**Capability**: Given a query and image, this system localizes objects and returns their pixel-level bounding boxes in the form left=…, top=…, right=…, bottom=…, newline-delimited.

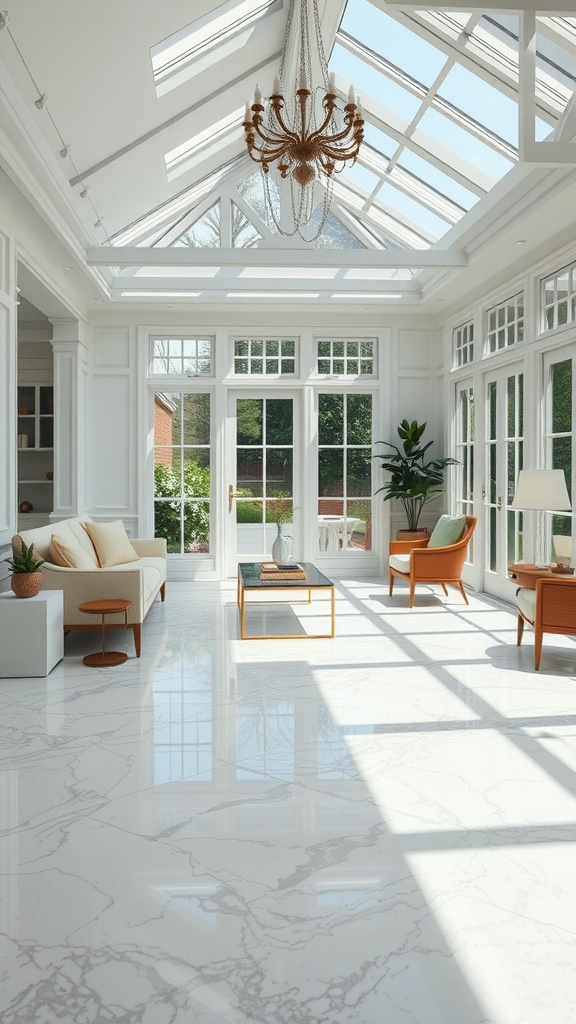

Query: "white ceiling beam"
left=111, top=277, right=422, bottom=295
left=87, top=246, right=468, bottom=268
left=519, top=10, right=537, bottom=160
left=383, top=2, right=570, bottom=11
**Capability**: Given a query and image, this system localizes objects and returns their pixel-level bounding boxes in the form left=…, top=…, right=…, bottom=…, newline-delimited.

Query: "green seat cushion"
left=428, top=514, right=466, bottom=548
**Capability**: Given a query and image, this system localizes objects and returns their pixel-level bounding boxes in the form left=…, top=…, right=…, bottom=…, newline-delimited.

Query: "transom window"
left=454, top=320, right=474, bottom=367
left=152, top=336, right=213, bottom=376
left=233, top=337, right=296, bottom=375
left=486, top=294, right=524, bottom=353
left=317, top=338, right=375, bottom=376
left=542, top=262, right=576, bottom=332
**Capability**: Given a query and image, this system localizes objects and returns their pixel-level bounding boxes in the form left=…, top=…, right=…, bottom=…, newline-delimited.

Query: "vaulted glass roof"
left=109, top=1, right=576, bottom=279
left=111, top=0, right=573, bottom=260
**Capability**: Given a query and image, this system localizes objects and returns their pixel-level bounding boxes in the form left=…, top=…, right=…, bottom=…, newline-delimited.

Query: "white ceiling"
left=1, top=0, right=576, bottom=317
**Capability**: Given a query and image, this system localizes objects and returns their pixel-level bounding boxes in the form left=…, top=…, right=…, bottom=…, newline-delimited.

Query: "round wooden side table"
left=78, top=598, right=132, bottom=666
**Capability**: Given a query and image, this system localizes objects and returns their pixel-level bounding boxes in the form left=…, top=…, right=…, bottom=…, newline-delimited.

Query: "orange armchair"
left=517, top=575, right=576, bottom=670
left=388, top=515, right=477, bottom=608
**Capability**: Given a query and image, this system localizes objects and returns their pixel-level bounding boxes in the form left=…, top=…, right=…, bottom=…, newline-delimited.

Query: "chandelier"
left=243, top=0, right=364, bottom=242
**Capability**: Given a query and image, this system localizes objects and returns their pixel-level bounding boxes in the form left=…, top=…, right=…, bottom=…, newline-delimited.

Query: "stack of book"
left=259, top=561, right=307, bottom=580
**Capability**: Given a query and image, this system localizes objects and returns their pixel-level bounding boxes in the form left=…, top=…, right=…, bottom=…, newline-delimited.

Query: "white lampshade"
left=511, top=469, right=571, bottom=511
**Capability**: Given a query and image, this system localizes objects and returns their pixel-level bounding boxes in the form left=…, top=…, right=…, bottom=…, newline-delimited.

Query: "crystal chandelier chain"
left=243, top=0, right=364, bottom=241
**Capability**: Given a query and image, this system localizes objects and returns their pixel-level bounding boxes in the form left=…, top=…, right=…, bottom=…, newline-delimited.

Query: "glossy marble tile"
left=0, top=579, right=575, bottom=1024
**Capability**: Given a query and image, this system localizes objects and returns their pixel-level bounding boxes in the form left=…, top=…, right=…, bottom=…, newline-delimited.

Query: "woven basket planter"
left=396, top=529, right=429, bottom=542
left=11, top=572, right=44, bottom=598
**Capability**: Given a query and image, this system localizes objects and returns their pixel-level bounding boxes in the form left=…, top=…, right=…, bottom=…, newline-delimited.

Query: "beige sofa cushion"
left=50, top=530, right=97, bottom=570
left=84, top=519, right=139, bottom=568
left=68, top=517, right=99, bottom=565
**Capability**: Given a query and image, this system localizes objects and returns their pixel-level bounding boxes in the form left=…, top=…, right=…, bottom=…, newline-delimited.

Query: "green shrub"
left=154, top=462, right=210, bottom=552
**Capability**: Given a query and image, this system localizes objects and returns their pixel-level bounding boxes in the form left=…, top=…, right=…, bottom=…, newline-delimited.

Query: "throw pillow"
left=83, top=519, right=139, bottom=567
left=50, top=532, right=97, bottom=570
left=428, top=514, right=466, bottom=548
left=66, top=517, right=99, bottom=565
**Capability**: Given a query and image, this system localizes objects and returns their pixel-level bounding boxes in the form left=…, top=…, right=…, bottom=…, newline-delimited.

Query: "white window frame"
left=485, top=293, right=524, bottom=354
left=150, top=335, right=215, bottom=378
left=316, top=337, right=377, bottom=378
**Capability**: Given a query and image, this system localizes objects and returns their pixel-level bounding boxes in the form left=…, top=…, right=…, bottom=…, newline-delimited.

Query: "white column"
left=0, top=229, right=17, bottom=549
left=49, top=320, right=88, bottom=521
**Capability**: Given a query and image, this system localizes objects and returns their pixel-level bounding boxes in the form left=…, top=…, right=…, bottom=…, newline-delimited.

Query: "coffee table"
left=237, top=562, right=335, bottom=640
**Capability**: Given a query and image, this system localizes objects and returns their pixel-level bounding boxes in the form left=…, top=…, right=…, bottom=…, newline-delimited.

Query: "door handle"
left=497, top=496, right=502, bottom=510
left=228, top=484, right=241, bottom=513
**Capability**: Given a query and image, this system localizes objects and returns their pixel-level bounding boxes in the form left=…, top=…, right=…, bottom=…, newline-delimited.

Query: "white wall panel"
left=93, top=328, right=131, bottom=369
left=89, top=327, right=137, bottom=519
left=397, top=330, right=432, bottom=370
left=90, top=375, right=132, bottom=511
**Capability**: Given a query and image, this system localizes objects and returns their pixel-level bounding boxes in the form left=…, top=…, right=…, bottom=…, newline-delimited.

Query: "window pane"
left=266, top=399, right=293, bottom=445
left=237, top=399, right=263, bottom=445
left=183, top=393, right=210, bottom=445
left=319, top=449, right=344, bottom=496
left=551, top=360, right=572, bottom=434
left=319, top=395, right=344, bottom=445
left=347, top=394, right=372, bottom=444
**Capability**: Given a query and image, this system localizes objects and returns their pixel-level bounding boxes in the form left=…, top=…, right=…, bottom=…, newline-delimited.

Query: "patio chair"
left=516, top=574, right=576, bottom=669
left=388, top=515, right=477, bottom=608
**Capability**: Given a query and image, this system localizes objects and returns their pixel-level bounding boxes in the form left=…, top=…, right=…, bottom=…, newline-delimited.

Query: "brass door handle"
left=497, top=496, right=502, bottom=510
left=228, top=484, right=242, bottom=513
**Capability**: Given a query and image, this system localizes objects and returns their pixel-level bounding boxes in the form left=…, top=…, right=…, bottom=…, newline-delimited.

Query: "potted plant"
left=6, top=540, right=45, bottom=598
left=375, top=419, right=458, bottom=539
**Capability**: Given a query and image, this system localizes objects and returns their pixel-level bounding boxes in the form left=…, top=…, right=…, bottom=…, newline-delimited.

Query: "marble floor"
left=1, top=578, right=576, bottom=1024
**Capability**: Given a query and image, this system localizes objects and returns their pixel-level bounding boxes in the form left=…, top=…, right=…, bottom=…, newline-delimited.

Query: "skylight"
left=165, top=109, right=244, bottom=180
left=340, top=1, right=448, bottom=87
left=151, top=0, right=281, bottom=95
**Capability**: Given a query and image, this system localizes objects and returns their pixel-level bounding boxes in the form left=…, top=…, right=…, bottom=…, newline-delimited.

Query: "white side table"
left=0, top=590, right=64, bottom=677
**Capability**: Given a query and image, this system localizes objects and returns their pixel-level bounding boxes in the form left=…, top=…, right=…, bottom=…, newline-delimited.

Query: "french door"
left=225, top=391, right=299, bottom=575
left=483, top=366, right=524, bottom=598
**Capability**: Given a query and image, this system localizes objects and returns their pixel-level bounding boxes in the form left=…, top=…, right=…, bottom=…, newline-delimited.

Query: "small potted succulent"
left=6, top=540, right=45, bottom=598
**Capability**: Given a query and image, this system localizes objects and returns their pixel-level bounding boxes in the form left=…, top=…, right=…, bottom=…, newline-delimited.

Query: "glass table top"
left=238, top=562, right=334, bottom=588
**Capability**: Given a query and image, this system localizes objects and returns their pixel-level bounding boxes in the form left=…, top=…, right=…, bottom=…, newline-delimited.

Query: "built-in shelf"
left=17, top=384, right=54, bottom=516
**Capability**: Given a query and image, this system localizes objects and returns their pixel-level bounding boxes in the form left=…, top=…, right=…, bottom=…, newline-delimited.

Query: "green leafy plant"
left=7, top=540, right=45, bottom=574
left=375, top=420, right=458, bottom=531
left=154, top=462, right=210, bottom=552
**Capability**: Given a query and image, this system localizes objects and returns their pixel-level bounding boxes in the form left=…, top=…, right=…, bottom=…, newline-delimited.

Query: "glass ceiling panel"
left=340, top=162, right=380, bottom=194
left=536, top=27, right=576, bottom=94
left=314, top=212, right=367, bottom=250
left=377, top=183, right=452, bottom=240
left=232, top=204, right=261, bottom=249
left=173, top=203, right=220, bottom=248
left=417, top=108, right=515, bottom=182
left=331, top=44, right=422, bottom=122
left=438, top=65, right=519, bottom=146
left=340, top=0, right=448, bottom=87
left=397, top=151, right=480, bottom=211
left=362, top=123, right=397, bottom=158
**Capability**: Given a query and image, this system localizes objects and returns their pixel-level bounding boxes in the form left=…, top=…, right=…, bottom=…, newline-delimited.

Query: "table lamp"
left=510, top=469, right=571, bottom=567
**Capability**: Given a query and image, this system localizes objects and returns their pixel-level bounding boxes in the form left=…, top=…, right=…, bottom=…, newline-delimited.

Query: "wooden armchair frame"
left=388, top=515, right=477, bottom=608
left=517, top=574, right=576, bottom=670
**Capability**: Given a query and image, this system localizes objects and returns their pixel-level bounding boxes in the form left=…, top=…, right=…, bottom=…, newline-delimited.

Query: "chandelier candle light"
left=243, top=0, right=364, bottom=240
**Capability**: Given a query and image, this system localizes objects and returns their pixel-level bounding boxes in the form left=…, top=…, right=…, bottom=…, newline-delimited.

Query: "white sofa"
left=12, top=517, right=167, bottom=657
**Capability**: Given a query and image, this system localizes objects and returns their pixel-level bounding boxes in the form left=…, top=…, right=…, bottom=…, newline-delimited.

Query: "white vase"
left=271, top=524, right=290, bottom=563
